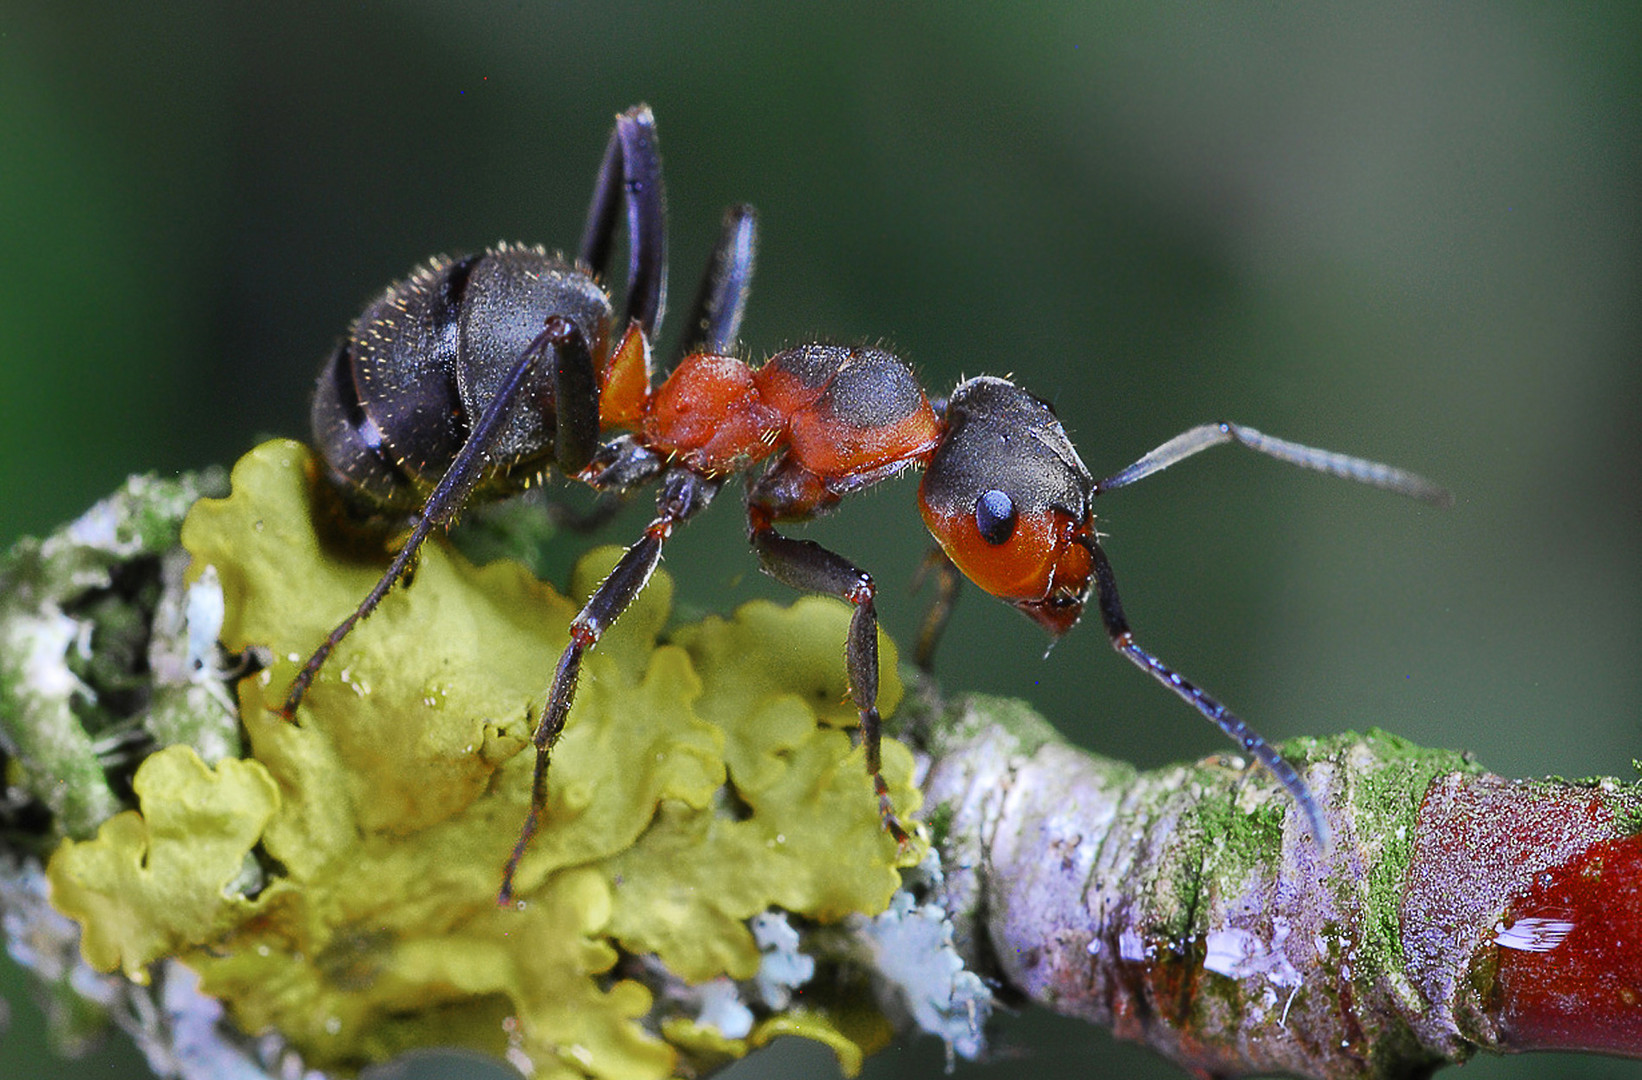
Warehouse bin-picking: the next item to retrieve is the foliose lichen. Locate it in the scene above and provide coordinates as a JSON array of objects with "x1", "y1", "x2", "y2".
[{"x1": 45, "y1": 440, "x2": 929, "y2": 1079}]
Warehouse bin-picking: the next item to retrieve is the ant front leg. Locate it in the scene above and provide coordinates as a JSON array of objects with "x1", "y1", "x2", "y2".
[
  {"x1": 499, "y1": 466, "x2": 718, "y2": 905},
  {"x1": 910, "y1": 546, "x2": 963, "y2": 674},
  {"x1": 1083, "y1": 536, "x2": 1331, "y2": 851},
  {"x1": 746, "y1": 476, "x2": 910, "y2": 846},
  {"x1": 909, "y1": 391, "x2": 960, "y2": 673}
]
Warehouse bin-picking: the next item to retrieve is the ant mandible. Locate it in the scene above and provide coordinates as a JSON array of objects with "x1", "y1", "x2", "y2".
[{"x1": 283, "y1": 104, "x2": 1450, "y2": 905}]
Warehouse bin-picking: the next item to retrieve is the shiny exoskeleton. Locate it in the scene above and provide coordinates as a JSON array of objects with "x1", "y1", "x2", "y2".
[{"x1": 285, "y1": 105, "x2": 1450, "y2": 905}]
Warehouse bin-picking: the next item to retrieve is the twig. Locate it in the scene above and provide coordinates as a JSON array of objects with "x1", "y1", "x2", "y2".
[{"x1": 2, "y1": 465, "x2": 1638, "y2": 1079}]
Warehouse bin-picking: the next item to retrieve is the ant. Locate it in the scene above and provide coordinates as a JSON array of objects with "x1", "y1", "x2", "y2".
[{"x1": 283, "y1": 104, "x2": 1449, "y2": 905}]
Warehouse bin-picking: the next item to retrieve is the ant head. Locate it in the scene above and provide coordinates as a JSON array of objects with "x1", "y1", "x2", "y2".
[{"x1": 919, "y1": 377, "x2": 1096, "y2": 637}]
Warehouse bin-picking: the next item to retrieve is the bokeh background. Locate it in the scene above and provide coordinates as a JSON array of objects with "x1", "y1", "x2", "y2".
[{"x1": 2, "y1": 3, "x2": 1639, "y2": 1079}]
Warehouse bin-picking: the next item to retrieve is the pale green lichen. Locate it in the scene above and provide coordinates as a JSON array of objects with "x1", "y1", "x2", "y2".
[
  {"x1": 45, "y1": 440, "x2": 925, "y2": 1080},
  {"x1": 0, "y1": 468, "x2": 231, "y2": 843}
]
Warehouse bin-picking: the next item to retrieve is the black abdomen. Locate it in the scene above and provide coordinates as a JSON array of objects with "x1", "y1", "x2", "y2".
[{"x1": 310, "y1": 245, "x2": 613, "y2": 519}]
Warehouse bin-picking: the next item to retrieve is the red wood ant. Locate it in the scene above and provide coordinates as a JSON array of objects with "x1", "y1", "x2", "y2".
[{"x1": 283, "y1": 105, "x2": 1450, "y2": 905}]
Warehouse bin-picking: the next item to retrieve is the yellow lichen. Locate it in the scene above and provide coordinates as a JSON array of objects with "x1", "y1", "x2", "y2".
[
  {"x1": 46, "y1": 440, "x2": 925, "y2": 1079},
  {"x1": 750, "y1": 1004, "x2": 896, "y2": 1079},
  {"x1": 46, "y1": 747, "x2": 279, "y2": 983}
]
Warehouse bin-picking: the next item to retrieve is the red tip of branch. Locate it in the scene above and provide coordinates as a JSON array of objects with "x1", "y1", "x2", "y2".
[{"x1": 1493, "y1": 832, "x2": 1642, "y2": 1055}]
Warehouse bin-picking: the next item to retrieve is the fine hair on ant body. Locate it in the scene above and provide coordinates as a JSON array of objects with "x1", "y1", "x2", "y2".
[{"x1": 286, "y1": 104, "x2": 1450, "y2": 905}]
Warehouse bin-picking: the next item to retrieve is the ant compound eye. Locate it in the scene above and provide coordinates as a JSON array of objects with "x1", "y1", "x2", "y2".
[{"x1": 974, "y1": 489, "x2": 1018, "y2": 545}]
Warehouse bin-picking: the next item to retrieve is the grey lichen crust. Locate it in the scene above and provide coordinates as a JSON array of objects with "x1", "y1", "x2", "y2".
[
  {"x1": 848, "y1": 848, "x2": 993, "y2": 1064},
  {"x1": 0, "y1": 467, "x2": 323, "y2": 1079},
  {"x1": 0, "y1": 469, "x2": 233, "y2": 844}
]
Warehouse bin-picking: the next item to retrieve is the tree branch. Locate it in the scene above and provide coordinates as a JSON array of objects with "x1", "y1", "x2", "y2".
[
  {"x1": 914, "y1": 693, "x2": 1642, "y2": 1078},
  {"x1": 1, "y1": 460, "x2": 1638, "y2": 1080}
]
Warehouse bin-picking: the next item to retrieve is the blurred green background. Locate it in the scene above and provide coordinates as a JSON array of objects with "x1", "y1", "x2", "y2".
[{"x1": 2, "y1": 3, "x2": 1639, "y2": 1078}]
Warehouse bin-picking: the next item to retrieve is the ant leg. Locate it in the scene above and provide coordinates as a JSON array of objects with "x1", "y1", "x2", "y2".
[
  {"x1": 543, "y1": 433, "x2": 669, "y2": 534},
  {"x1": 541, "y1": 493, "x2": 630, "y2": 535},
  {"x1": 748, "y1": 510, "x2": 910, "y2": 844},
  {"x1": 577, "y1": 433, "x2": 666, "y2": 493},
  {"x1": 673, "y1": 204, "x2": 757, "y2": 363},
  {"x1": 1083, "y1": 537, "x2": 1330, "y2": 851},
  {"x1": 1095, "y1": 422, "x2": 1452, "y2": 507},
  {"x1": 499, "y1": 468, "x2": 719, "y2": 905},
  {"x1": 579, "y1": 104, "x2": 667, "y2": 337},
  {"x1": 910, "y1": 546, "x2": 962, "y2": 673},
  {"x1": 283, "y1": 317, "x2": 600, "y2": 719},
  {"x1": 548, "y1": 318, "x2": 600, "y2": 475},
  {"x1": 523, "y1": 434, "x2": 669, "y2": 547},
  {"x1": 910, "y1": 393, "x2": 958, "y2": 674}
]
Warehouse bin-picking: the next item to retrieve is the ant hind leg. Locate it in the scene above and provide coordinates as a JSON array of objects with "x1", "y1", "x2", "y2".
[
  {"x1": 284, "y1": 317, "x2": 604, "y2": 721},
  {"x1": 579, "y1": 105, "x2": 668, "y2": 337}
]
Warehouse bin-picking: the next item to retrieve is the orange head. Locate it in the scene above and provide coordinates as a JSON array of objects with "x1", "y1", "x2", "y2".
[{"x1": 918, "y1": 377, "x2": 1096, "y2": 637}]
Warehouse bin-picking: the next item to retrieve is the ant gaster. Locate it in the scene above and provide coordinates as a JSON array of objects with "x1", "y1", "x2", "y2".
[{"x1": 286, "y1": 105, "x2": 1450, "y2": 905}]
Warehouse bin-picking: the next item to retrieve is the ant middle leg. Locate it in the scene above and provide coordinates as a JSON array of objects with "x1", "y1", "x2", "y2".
[
  {"x1": 499, "y1": 467, "x2": 719, "y2": 905},
  {"x1": 673, "y1": 204, "x2": 758, "y2": 363},
  {"x1": 539, "y1": 432, "x2": 671, "y2": 534}
]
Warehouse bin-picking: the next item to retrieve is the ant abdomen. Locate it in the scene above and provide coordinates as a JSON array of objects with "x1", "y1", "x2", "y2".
[{"x1": 310, "y1": 244, "x2": 614, "y2": 520}]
